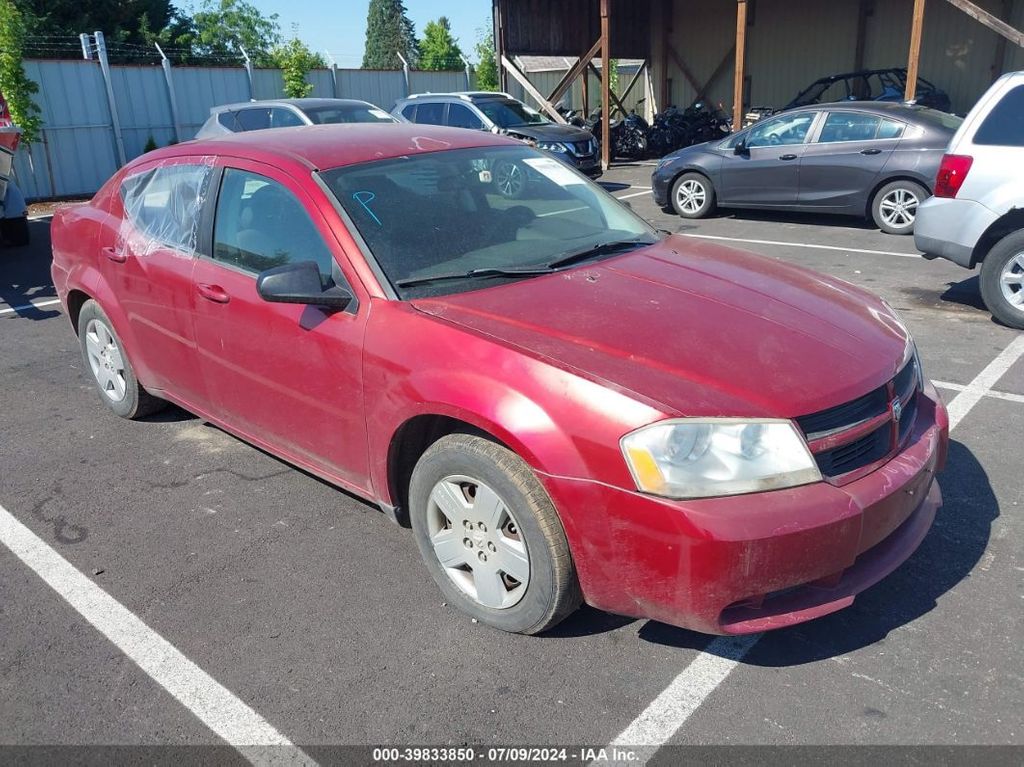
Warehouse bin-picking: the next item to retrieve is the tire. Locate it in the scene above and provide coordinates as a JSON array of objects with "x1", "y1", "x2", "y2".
[
  {"x1": 872, "y1": 180, "x2": 927, "y2": 235},
  {"x1": 493, "y1": 160, "x2": 527, "y2": 199},
  {"x1": 670, "y1": 172, "x2": 716, "y2": 219},
  {"x1": 77, "y1": 300, "x2": 165, "y2": 419},
  {"x1": 408, "y1": 433, "x2": 582, "y2": 634},
  {"x1": 1, "y1": 216, "x2": 29, "y2": 246},
  {"x1": 979, "y1": 230, "x2": 1024, "y2": 330}
]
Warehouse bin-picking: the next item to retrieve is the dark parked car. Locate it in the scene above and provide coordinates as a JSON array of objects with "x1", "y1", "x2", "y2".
[
  {"x1": 195, "y1": 98, "x2": 398, "y2": 139},
  {"x1": 393, "y1": 92, "x2": 601, "y2": 185},
  {"x1": 653, "y1": 102, "x2": 962, "y2": 234},
  {"x1": 746, "y1": 68, "x2": 952, "y2": 125}
]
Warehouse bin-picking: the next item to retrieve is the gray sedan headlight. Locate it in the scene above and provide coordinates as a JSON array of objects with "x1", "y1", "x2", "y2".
[{"x1": 621, "y1": 419, "x2": 822, "y2": 499}]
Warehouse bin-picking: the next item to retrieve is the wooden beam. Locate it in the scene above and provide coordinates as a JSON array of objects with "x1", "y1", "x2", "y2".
[
  {"x1": 667, "y1": 43, "x2": 704, "y2": 99},
  {"x1": 588, "y1": 63, "x2": 628, "y2": 117},
  {"x1": 500, "y1": 55, "x2": 568, "y2": 123},
  {"x1": 601, "y1": 0, "x2": 611, "y2": 170},
  {"x1": 944, "y1": 0, "x2": 1024, "y2": 46},
  {"x1": 905, "y1": 0, "x2": 926, "y2": 102},
  {"x1": 660, "y1": 0, "x2": 671, "y2": 108},
  {"x1": 493, "y1": 0, "x2": 507, "y2": 92},
  {"x1": 733, "y1": 0, "x2": 748, "y2": 130},
  {"x1": 547, "y1": 39, "x2": 603, "y2": 107},
  {"x1": 854, "y1": 0, "x2": 871, "y2": 71},
  {"x1": 696, "y1": 44, "x2": 735, "y2": 103},
  {"x1": 582, "y1": 68, "x2": 589, "y2": 114},
  {"x1": 992, "y1": 0, "x2": 1013, "y2": 81},
  {"x1": 618, "y1": 60, "x2": 646, "y2": 104}
]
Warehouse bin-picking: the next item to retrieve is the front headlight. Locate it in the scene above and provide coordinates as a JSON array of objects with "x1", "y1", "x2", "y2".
[
  {"x1": 620, "y1": 419, "x2": 822, "y2": 499},
  {"x1": 537, "y1": 141, "x2": 568, "y2": 153}
]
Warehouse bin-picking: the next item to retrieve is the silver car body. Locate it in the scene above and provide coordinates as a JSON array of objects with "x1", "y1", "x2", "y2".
[
  {"x1": 915, "y1": 72, "x2": 1024, "y2": 267},
  {"x1": 195, "y1": 98, "x2": 398, "y2": 139}
]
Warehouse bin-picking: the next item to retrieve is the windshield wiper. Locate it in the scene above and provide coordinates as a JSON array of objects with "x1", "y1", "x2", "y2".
[
  {"x1": 395, "y1": 266, "x2": 555, "y2": 288},
  {"x1": 544, "y1": 239, "x2": 652, "y2": 270}
]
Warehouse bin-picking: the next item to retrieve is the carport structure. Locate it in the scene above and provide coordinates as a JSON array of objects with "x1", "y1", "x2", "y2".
[{"x1": 492, "y1": 0, "x2": 1024, "y2": 168}]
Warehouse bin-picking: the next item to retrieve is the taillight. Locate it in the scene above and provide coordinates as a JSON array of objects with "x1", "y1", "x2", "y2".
[{"x1": 933, "y1": 154, "x2": 973, "y2": 198}]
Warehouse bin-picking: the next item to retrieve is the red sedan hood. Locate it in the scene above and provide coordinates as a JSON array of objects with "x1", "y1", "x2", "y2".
[{"x1": 412, "y1": 237, "x2": 910, "y2": 418}]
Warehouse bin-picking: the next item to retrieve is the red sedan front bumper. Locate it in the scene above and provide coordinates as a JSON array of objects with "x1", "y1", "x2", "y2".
[{"x1": 543, "y1": 384, "x2": 949, "y2": 635}]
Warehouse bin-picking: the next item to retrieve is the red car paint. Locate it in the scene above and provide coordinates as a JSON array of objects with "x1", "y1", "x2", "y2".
[{"x1": 50, "y1": 125, "x2": 948, "y2": 635}]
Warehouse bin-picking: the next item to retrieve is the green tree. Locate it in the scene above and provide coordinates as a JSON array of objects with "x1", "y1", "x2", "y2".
[
  {"x1": 14, "y1": 0, "x2": 177, "y2": 45},
  {"x1": 182, "y1": 0, "x2": 281, "y2": 66},
  {"x1": 362, "y1": 0, "x2": 418, "y2": 70},
  {"x1": 419, "y1": 16, "x2": 462, "y2": 71},
  {"x1": 473, "y1": 27, "x2": 498, "y2": 91},
  {"x1": 0, "y1": 0, "x2": 41, "y2": 144},
  {"x1": 270, "y1": 35, "x2": 325, "y2": 98}
]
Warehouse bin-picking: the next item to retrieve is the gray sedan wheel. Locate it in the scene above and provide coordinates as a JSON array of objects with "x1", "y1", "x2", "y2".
[
  {"x1": 671, "y1": 172, "x2": 716, "y2": 219},
  {"x1": 872, "y1": 180, "x2": 927, "y2": 235},
  {"x1": 408, "y1": 433, "x2": 582, "y2": 634},
  {"x1": 980, "y1": 231, "x2": 1024, "y2": 330}
]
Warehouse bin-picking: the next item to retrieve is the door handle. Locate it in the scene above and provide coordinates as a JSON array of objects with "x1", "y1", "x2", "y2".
[
  {"x1": 197, "y1": 283, "x2": 230, "y2": 304},
  {"x1": 779, "y1": 154, "x2": 798, "y2": 161},
  {"x1": 101, "y1": 246, "x2": 127, "y2": 263},
  {"x1": 861, "y1": 148, "x2": 883, "y2": 155}
]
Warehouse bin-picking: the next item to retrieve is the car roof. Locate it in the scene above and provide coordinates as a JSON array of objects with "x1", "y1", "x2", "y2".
[
  {"x1": 146, "y1": 123, "x2": 514, "y2": 172},
  {"x1": 208, "y1": 98, "x2": 376, "y2": 114},
  {"x1": 790, "y1": 101, "x2": 940, "y2": 119}
]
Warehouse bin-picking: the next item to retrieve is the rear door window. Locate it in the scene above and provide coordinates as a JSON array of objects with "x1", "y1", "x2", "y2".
[
  {"x1": 415, "y1": 102, "x2": 445, "y2": 125},
  {"x1": 270, "y1": 108, "x2": 305, "y2": 128},
  {"x1": 817, "y1": 112, "x2": 882, "y2": 143},
  {"x1": 973, "y1": 85, "x2": 1024, "y2": 147},
  {"x1": 877, "y1": 118, "x2": 906, "y2": 139},
  {"x1": 234, "y1": 108, "x2": 271, "y2": 132},
  {"x1": 120, "y1": 162, "x2": 214, "y2": 256}
]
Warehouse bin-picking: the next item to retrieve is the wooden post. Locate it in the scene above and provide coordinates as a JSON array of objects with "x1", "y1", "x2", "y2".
[
  {"x1": 582, "y1": 68, "x2": 589, "y2": 115},
  {"x1": 601, "y1": 0, "x2": 611, "y2": 170},
  {"x1": 493, "y1": 0, "x2": 508, "y2": 92},
  {"x1": 905, "y1": 0, "x2": 927, "y2": 101},
  {"x1": 732, "y1": 0, "x2": 748, "y2": 130},
  {"x1": 661, "y1": 0, "x2": 671, "y2": 109},
  {"x1": 854, "y1": 0, "x2": 871, "y2": 71}
]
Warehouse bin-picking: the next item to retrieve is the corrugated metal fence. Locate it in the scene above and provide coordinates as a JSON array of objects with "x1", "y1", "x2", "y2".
[{"x1": 14, "y1": 60, "x2": 472, "y2": 199}]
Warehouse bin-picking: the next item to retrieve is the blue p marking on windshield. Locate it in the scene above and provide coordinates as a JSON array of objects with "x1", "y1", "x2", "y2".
[{"x1": 353, "y1": 190, "x2": 382, "y2": 226}]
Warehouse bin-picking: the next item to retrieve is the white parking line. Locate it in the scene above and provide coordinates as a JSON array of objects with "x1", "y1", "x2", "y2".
[
  {"x1": 615, "y1": 189, "x2": 653, "y2": 201},
  {"x1": 0, "y1": 298, "x2": 62, "y2": 316},
  {"x1": 943, "y1": 335, "x2": 1024, "y2": 429},
  {"x1": 0, "y1": 502, "x2": 316, "y2": 766},
  {"x1": 677, "y1": 232, "x2": 921, "y2": 259},
  {"x1": 599, "y1": 336, "x2": 1023, "y2": 763},
  {"x1": 27, "y1": 214, "x2": 53, "y2": 221},
  {"x1": 934, "y1": 380, "x2": 1024, "y2": 405}
]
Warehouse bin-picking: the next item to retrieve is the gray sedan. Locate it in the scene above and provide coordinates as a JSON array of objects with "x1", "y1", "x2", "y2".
[{"x1": 652, "y1": 103, "x2": 962, "y2": 234}]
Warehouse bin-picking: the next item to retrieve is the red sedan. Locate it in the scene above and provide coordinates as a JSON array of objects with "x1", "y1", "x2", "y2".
[{"x1": 50, "y1": 124, "x2": 949, "y2": 635}]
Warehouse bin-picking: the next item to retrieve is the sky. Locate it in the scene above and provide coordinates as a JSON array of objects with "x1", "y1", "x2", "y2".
[{"x1": 236, "y1": 0, "x2": 492, "y2": 66}]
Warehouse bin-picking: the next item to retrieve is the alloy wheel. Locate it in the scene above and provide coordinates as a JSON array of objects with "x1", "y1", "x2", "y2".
[
  {"x1": 84, "y1": 319, "x2": 128, "y2": 403},
  {"x1": 425, "y1": 474, "x2": 530, "y2": 609},
  {"x1": 676, "y1": 179, "x2": 707, "y2": 215},
  {"x1": 879, "y1": 188, "x2": 919, "y2": 230},
  {"x1": 999, "y1": 251, "x2": 1024, "y2": 312}
]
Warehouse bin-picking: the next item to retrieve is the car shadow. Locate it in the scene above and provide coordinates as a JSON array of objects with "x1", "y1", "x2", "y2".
[
  {"x1": 635, "y1": 440, "x2": 996, "y2": 663},
  {"x1": 898, "y1": 275, "x2": 988, "y2": 315},
  {"x1": 599, "y1": 182, "x2": 632, "y2": 193},
  {"x1": 0, "y1": 218, "x2": 60, "y2": 320},
  {"x1": 716, "y1": 208, "x2": 880, "y2": 231}
]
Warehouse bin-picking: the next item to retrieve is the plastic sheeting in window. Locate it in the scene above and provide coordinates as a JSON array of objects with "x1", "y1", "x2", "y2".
[{"x1": 117, "y1": 157, "x2": 214, "y2": 258}]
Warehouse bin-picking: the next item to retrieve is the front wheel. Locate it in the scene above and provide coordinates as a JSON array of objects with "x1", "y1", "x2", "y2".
[
  {"x1": 671, "y1": 172, "x2": 716, "y2": 219},
  {"x1": 872, "y1": 180, "x2": 927, "y2": 235},
  {"x1": 979, "y1": 231, "x2": 1024, "y2": 330},
  {"x1": 408, "y1": 434, "x2": 582, "y2": 634}
]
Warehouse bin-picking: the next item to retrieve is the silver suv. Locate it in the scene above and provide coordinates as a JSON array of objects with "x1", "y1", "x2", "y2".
[{"x1": 915, "y1": 72, "x2": 1024, "y2": 329}]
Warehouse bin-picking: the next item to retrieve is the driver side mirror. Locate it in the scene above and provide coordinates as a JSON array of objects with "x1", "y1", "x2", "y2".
[
  {"x1": 257, "y1": 260, "x2": 352, "y2": 310},
  {"x1": 734, "y1": 140, "x2": 750, "y2": 156}
]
